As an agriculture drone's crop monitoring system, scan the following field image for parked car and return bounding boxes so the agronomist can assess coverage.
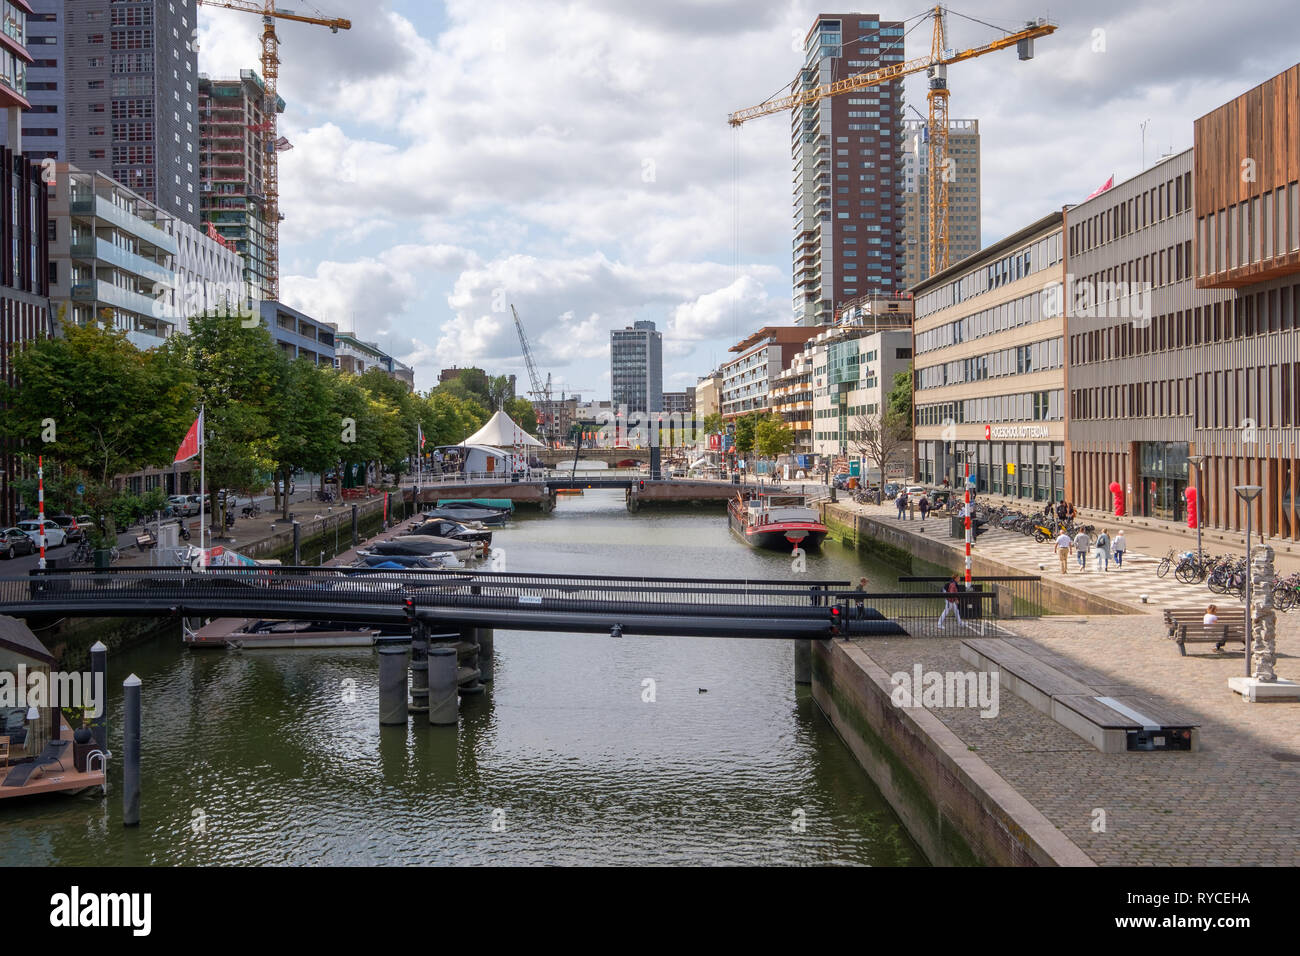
[47,514,86,543]
[273,479,295,496]
[168,495,197,517]
[0,527,36,559]
[17,519,66,548]
[883,482,901,500]
[903,485,928,505]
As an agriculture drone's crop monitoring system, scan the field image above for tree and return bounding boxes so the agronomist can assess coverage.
[270,359,337,517]
[0,321,197,533]
[754,415,794,458]
[887,364,913,421]
[487,374,514,411]
[853,407,911,485]
[701,412,724,435]
[167,314,282,528]
[506,397,539,436]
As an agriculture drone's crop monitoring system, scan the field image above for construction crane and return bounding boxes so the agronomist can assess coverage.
[197,1,351,302]
[729,6,1055,277]
[510,304,554,446]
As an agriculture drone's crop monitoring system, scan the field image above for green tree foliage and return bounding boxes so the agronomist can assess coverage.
[270,359,337,516]
[887,364,913,421]
[0,321,197,529]
[754,415,795,457]
[506,397,539,436]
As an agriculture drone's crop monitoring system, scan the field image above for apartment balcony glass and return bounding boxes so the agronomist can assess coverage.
[68,194,178,256]
[72,279,169,319]
[71,237,172,286]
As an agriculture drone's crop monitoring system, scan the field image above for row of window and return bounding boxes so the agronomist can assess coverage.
[1070,283,1300,365]
[1071,170,1193,254]
[915,231,1063,318]
[915,288,1055,354]
[915,337,1063,390]
[1072,363,1300,432]
[915,390,1064,427]
[1199,181,1300,276]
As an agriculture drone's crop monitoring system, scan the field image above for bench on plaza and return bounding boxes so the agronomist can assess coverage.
[960,637,1199,753]
[134,532,156,551]
[1162,607,1247,656]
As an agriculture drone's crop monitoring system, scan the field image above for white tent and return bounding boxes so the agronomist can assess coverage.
[462,410,544,448]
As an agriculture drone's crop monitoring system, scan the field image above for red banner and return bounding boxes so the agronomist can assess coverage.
[1185,487,1198,528]
[174,412,202,463]
[708,434,721,451]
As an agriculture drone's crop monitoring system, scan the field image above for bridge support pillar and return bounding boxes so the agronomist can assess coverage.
[428,647,459,726]
[794,640,812,685]
[540,493,555,514]
[477,628,494,682]
[408,623,429,715]
[378,645,409,725]
[90,640,107,751]
[123,673,141,827]
[292,521,301,566]
[626,492,639,514]
[457,625,483,695]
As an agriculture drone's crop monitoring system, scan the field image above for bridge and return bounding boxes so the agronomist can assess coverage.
[536,446,654,466]
[414,478,748,511]
[0,567,965,639]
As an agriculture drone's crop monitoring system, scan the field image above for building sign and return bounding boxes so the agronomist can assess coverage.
[708,433,721,451]
[989,425,1051,439]
[1006,463,1016,475]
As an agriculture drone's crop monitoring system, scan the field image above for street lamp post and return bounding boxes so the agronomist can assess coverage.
[1187,454,1205,566]
[1049,454,1059,509]
[1234,484,1263,678]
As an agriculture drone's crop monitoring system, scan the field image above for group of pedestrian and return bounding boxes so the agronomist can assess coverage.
[895,492,918,521]
[1053,526,1126,573]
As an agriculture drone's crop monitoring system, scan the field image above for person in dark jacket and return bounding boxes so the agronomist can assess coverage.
[918,495,931,524]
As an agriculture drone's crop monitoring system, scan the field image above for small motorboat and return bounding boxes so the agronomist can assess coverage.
[420,506,509,526]
[727,493,828,552]
[186,618,380,649]
[370,534,479,555]
[406,518,492,545]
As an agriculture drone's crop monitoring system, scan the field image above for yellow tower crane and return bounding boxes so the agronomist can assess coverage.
[197,1,351,302]
[729,6,1055,279]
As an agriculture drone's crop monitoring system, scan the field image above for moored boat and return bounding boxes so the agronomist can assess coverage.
[727,493,828,552]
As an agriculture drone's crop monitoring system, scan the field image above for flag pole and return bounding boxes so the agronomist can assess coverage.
[199,405,205,569]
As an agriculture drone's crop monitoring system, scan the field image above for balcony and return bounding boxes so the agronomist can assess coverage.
[72,280,170,319]
[68,195,178,256]
[70,237,172,285]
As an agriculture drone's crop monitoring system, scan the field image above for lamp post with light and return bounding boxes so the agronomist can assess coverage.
[1234,484,1262,678]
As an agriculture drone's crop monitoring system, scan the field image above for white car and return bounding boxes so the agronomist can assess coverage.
[904,486,927,505]
[18,520,66,547]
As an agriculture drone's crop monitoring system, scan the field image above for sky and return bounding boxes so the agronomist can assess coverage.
[193,0,1298,397]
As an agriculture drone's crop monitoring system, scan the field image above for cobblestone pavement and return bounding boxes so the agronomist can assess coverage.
[852,614,1300,865]
[847,499,1267,612]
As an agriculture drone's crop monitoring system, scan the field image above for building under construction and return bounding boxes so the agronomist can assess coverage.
[198,70,283,303]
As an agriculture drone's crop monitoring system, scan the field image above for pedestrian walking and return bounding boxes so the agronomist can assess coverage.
[918,496,931,525]
[1112,531,1126,567]
[1067,501,1077,522]
[1095,528,1111,572]
[853,576,869,619]
[1074,528,1091,569]
[1055,500,1067,522]
[896,493,907,520]
[1055,530,1072,574]
[937,574,963,630]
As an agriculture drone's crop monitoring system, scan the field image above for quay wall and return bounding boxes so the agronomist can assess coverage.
[812,638,1096,867]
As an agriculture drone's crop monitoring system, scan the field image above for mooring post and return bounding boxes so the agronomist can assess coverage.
[477,627,494,682]
[794,640,812,685]
[378,645,409,725]
[428,646,458,725]
[351,504,359,547]
[89,640,108,748]
[292,520,301,566]
[123,673,141,827]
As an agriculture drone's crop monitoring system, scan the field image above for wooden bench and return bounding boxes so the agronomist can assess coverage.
[135,532,156,551]
[1162,607,1247,655]
[961,637,1199,753]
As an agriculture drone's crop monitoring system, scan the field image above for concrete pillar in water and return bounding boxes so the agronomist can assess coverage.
[477,627,494,682]
[794,640,812,684]
[89,640,109,747]
[351,504,359,547]
[408,623,429,714]
[292,521,301,566]
[378,646,409,725]
[428,647,458,725]
[123,673,141,827]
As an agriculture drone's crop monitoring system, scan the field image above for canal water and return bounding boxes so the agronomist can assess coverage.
[3,490,928,865]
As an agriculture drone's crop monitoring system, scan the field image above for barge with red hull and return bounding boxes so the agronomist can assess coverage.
[727,493,828,552]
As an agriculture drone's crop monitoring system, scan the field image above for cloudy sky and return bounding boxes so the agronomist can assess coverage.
[195,0,1296,395]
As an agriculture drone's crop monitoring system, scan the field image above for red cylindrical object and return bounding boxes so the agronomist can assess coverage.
[1185,487,1198,528]
[1109,481,1124,516]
